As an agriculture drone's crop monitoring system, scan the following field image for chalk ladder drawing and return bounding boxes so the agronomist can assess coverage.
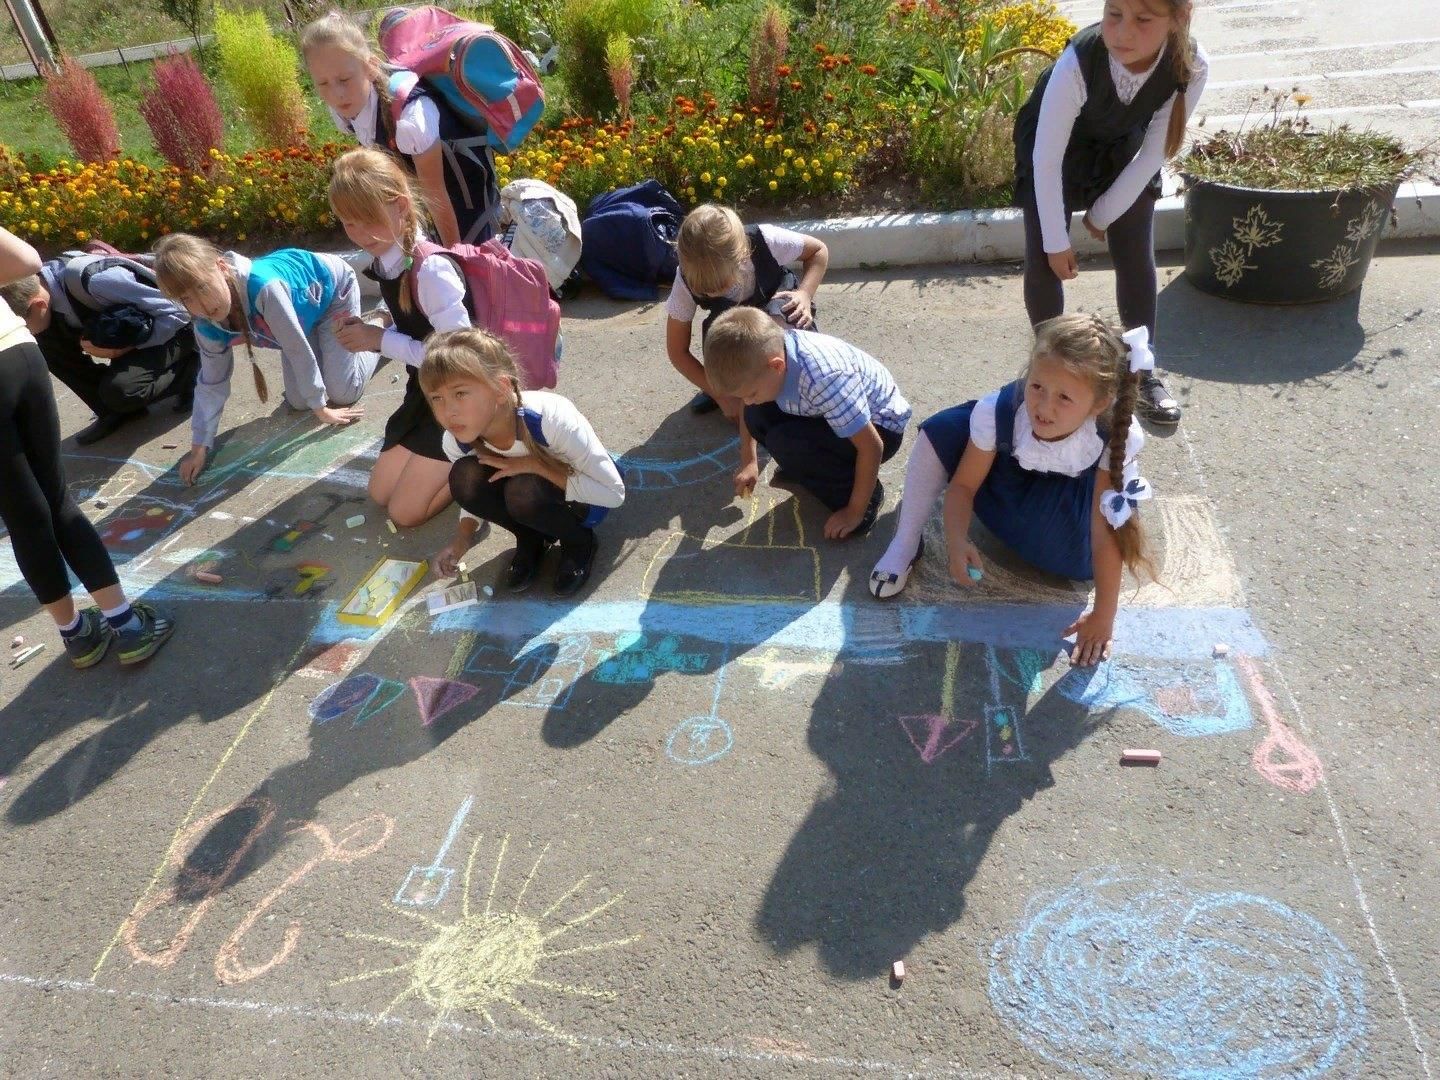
[396,797,477,908]
[665,645,733,766]
[335,835,639,1043]
[899,642,979,764]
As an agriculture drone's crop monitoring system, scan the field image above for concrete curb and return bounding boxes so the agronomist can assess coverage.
[785,180,1440,271]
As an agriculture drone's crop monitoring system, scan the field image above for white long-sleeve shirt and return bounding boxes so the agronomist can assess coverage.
[327,79,440,156]
[1033,42,1210,253]
[442,391,626,525]
[372,244,471,368]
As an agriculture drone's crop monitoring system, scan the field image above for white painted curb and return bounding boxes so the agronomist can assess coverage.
[786,180,1440,270]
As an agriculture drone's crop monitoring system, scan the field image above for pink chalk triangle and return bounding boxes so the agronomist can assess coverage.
[899,714,979,764]
[410,676,480,727]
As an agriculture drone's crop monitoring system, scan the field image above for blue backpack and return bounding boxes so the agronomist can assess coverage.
[579,180,683,301]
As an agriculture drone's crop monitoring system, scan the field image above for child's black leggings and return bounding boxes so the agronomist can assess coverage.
[1021,186,1157,341]
[449,457,594,553]
[0,341,120,605]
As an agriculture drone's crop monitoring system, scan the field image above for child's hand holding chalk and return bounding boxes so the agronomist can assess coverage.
[951,542,984,587]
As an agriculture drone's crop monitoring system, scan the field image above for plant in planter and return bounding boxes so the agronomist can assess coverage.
[1181,92,1425,303]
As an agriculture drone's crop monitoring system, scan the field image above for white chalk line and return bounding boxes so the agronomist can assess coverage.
[0,972,1006,1079]
[1210,36,1440,63]
[1201,98,1440,127]
[1209,62,1440,91]
[1172,424,1432,1077]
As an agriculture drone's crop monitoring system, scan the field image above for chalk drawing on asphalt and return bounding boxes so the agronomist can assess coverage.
[899,641,980,764]
[615,437,740,491]
[395,796,477,908]
[987,867,1367,1079]
[665,645,733,766]
[335,835,638,1042]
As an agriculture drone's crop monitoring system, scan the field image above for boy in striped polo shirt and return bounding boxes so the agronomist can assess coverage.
[704,306,911,540]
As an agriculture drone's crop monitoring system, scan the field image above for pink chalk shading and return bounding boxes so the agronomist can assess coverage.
[899,714,979,764]
[1155,684,1200,717]
[1239,655,1323,795]
[410,676,480,727]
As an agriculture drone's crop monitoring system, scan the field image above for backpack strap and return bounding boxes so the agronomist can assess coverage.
[745,225,785,306]
[405,239,473,316]
[993,379,1025,459]
[59,253,157,312]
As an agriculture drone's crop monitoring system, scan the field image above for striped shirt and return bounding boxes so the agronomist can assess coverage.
[776,329,911,438]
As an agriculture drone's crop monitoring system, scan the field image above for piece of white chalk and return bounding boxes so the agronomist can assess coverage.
[386,519,397,534]
[1121,748,1162,766]
[10,643,45,668]
[390,373,400,383]
[891,960,905,982]
[482,585,494,597]
[1212,642,1230,658]
[11,635,23,649]
[345,514,366,529]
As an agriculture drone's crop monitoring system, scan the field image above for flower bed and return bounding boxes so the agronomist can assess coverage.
[2,0,1073,252]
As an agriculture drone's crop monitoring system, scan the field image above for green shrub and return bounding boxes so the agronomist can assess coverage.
[214,6,309,148]
[557,0,672,117]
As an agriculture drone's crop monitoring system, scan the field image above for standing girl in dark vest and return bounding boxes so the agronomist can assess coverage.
[329,148,477,527]
[1013,0,1207,426]
[303,12,499,247]
[665,204,829,419]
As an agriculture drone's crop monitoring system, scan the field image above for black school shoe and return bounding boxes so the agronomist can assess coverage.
[1136,373,1182,426]
[504,538,552,594]
[553,531,598,597]
[852,482,886,538]
[689,390,720,415]
[74,408,144,446]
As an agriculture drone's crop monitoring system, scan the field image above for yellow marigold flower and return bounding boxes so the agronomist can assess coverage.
[833,170,844,181]
[712,188,723,198]
[774,165,786,177]
[783,147,794,158]
[717,176,727,187]
[700,171,712,183]
[732,112,744,123]
[75,229,89,241]
[802,172,812,182]
[768,180,778,191]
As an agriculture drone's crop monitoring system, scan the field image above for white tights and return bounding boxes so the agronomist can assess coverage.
[873,432,950,577]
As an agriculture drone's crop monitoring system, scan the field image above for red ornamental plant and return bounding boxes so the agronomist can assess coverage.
[605,33,635,120]
[139,51,225,174]
[748,3,790,111]
[43,56,121,163]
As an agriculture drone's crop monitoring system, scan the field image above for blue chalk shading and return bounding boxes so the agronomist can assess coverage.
[594,633,711,684]
[987,867,1367,1079]
[616,438,740,490]
[434,600,1270,661]
[308,673,406,726]
[1056,660,1253,737]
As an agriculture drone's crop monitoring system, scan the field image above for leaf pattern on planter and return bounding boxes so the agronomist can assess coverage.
[1231,205,1285,253]
[1343,199,1387,245]
[1311,244,1360,290]
[1211,240,1257,287]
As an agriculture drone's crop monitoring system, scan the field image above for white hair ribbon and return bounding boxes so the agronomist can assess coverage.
[1122,325,1155,374]
[1100,475,1153,529]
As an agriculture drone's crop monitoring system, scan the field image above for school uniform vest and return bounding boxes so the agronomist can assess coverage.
[192,250,338,354]
[684,225,797,339]
[1013,23,1186,210]
[377,80,500,245]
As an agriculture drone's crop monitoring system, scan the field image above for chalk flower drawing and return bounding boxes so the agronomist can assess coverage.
[1230,205,1284,252]
[1343,199,1387,245]
[334,835,637,1041]
[1311,244,1360,290]
[1210,240,1256,287]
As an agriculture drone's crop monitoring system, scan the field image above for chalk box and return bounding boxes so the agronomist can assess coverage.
[427,581,480,615]
[337,558,428,627]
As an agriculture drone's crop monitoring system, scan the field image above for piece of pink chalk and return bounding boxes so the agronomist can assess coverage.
[891,960,905,982]
[193,570,223,585]
[11,635,23,649]
[1121,748,1162,766]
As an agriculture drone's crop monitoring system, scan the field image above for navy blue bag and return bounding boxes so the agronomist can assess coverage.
[579,180,683,301]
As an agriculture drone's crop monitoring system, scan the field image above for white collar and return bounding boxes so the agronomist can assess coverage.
[1012,407,1106,476]
[330,83,380,143]
[1109,42,1167,105]
[377,244,408,277]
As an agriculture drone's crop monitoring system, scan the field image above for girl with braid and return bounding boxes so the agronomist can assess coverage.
[1012,0,1207,425]
[329,147,476,527]
[869,314,1156,666]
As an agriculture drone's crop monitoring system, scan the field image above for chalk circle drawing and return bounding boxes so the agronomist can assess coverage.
[335,835,639,1042]
[987,867,1367,1079]
[615,437,739,490]
[1056,658,1253,738]
[664,645,732,766]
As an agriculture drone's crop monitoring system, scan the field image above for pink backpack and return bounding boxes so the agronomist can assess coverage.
[412,238,560,390]
[378,6,544,154]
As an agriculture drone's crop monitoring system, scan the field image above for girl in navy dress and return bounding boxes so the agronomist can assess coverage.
[869,313,1156,666]
[1012,0,1207,425]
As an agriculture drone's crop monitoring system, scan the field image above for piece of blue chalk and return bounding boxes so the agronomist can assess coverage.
[967,565,984,581]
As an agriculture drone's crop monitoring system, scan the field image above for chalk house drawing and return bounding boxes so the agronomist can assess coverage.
[335,835,638,1042]
[987,867,1367,1079]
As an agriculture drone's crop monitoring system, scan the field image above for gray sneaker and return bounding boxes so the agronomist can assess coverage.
[63,607,116,669]
[116,603,177,665]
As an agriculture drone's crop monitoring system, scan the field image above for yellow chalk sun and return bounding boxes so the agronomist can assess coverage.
[334,835,638,1041]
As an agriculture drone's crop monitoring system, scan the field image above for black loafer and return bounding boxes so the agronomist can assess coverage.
[504,539,550,594]
[1136,373,1182,426]
[852,482,885,538]
[553,533,597,597]
[74,409,143,446]
[688,390,720,415]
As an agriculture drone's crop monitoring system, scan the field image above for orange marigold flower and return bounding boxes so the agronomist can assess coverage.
[776,64,792,76]
[860,63,879,76]
[814,43,828,54]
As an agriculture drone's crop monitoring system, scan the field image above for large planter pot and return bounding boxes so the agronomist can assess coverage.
[1182,178,1398,303]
